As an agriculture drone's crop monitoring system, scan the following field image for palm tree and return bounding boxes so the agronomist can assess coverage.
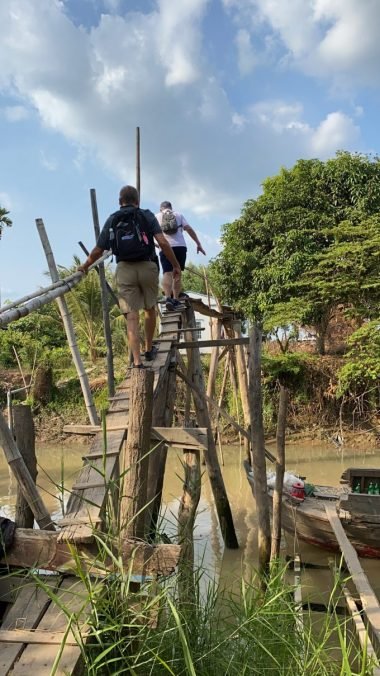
[0,207,12,240]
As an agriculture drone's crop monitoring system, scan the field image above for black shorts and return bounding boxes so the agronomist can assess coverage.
[159,246,187,273]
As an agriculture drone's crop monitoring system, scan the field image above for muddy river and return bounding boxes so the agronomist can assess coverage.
[1,439,380,600]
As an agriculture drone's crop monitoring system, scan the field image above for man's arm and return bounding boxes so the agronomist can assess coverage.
[183,224,206,255]
[77,245,104,273]
[154,233,181,280]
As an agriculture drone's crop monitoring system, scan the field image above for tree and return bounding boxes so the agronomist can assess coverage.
[181,262,208,295]
[0,207,12,240]
[211,152,380,353]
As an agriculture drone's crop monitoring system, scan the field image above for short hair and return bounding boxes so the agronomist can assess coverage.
[160,200,172,211]
[119,185,139,205]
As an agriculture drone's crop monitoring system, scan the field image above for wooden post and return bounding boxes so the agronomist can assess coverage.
[147,357,177,537]
[232,319,251,460]
[90,188,115,398]
[119,368,153,539]
[270,385,289,562]
[206,319,222,404]
[228,351,243,451]
[184,305,239,549]
[214,352,230,465]
[36,218,99,427]
[136,126,141,200]
[178,448,201,603]
[0,411,54,530]
[14,405,37,529]
[249,322,271,577]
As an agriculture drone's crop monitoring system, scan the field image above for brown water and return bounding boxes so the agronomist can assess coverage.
[1,440,380,599]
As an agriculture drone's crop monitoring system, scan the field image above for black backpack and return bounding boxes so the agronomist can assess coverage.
[109,208,153,262]
[161,209,178,235]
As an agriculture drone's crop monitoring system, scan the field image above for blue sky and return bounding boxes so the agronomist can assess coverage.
[1,0,380,301]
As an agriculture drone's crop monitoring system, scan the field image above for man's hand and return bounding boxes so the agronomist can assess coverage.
[77,263,89,274]
[172,265,181,281]
[197,244,206,255]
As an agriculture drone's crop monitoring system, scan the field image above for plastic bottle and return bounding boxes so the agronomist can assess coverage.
[374,482,380,495]
[367,482,375,495]
[353,480,361,493]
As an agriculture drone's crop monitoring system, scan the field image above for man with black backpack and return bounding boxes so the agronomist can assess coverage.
[155,201,206,311]
[78,186,181,369]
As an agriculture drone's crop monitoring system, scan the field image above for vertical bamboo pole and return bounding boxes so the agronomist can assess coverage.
[0,411,54,530]
[249,322,271,577]
[90,189,115,398]
[184,305,239,549]
[136,126,141,200]
[14,405,37,529]
[119,368,153,538]
[270,385,289,562]
[178,448,201,604]
[36,218,99,426]
[206,318,222,403]
[232,319,251,460]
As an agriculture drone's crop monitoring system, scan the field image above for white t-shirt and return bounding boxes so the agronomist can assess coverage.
[155,210,189,248]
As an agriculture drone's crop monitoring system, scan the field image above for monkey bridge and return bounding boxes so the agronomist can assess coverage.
[0,227,251,673]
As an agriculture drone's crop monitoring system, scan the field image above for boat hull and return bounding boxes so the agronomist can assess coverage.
[244,463,380,559]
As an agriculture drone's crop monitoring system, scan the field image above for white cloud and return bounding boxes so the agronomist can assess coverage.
[0,192,12,210]
[235,28,256,75]
[0,0,366,220]
[311,111,360,156]
[3,105,29,121]
[223,0,380,88]
[39,150,58,171]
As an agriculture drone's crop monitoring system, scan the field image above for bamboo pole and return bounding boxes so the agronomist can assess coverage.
[0,411,54,530]
[214,352,230,466]
[119,368,153,538]
[206,319,222,404]
[249,322,271,578]
[183,305,239,549]
[232,319,251,460]
[14,405,37,529]
[0,253,110,327]
[136,126,141,200]
[270,385,289,562]
[36,218,99,426]
[90,188,115,398]
[78,241,119,307]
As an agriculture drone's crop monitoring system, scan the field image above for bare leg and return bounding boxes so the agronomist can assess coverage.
[126,311,141,366]
[144,306,156,352]
[162,271,173,298]
[173,273,182,300]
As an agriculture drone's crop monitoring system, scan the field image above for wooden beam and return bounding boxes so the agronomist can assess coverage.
[325,503,380,648]
[176,337,249,349]
[63,424,208,449]
[1,528,181,577]
[0,630,81,646]
[175,366,276,464]
[160,327,205,335]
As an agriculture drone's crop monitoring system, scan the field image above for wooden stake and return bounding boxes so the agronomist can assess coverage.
[0,411,54,530]
[183,305,239,549]
[178,448,201,603]
[14,405,37,529]
[36,218,99,426]
[136,126,141,199]
[232,319,251,460]
[249,322,271,577]
[270,385,289,562]
[119,368,153,538]
[90,188,115,398]
[206,318,222,404]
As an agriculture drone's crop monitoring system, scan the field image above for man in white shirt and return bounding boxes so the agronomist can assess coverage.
[155,201,206,310]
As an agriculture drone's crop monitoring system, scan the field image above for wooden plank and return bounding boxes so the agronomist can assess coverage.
[176,337,249,349]
[160,327,204,335]
[325,503,380,648]
[1,528,181,576]
[0,630,80,646]
[64,425,208,450]
[11,577,87,676]
[342,585,380,673]
[0,576,59,674]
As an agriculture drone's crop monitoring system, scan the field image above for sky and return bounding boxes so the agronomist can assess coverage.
[1,0,380,301]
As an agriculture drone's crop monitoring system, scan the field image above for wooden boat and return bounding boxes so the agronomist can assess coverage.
[244,462,380,559]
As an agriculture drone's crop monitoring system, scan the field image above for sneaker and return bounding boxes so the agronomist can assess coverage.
[165,297,182,312]
[178,292,190,299]
[144,345,158,361]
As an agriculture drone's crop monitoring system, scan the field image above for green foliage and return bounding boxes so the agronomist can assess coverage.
[181,261,208,295]
[337,320,380,396]
[0,206,12,240]
[262,351,310,389]
[211,152,380,354]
